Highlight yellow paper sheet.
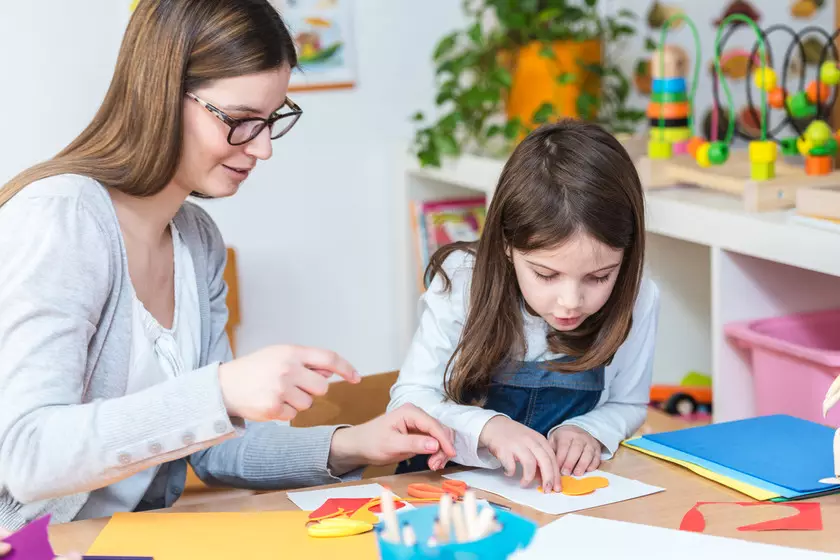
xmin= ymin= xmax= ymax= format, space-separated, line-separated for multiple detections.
xmin=86 ymin=511 xmax=378 ymax=560
xmin=620 ymin=440 xmax=779 ymax=501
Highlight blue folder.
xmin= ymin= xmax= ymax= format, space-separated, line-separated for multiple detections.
xmin=645 ymin=414 xmax=840 ymax=494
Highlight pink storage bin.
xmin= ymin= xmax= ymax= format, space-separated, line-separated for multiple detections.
xmin=725 ymin=308 xmax=840 ymax=428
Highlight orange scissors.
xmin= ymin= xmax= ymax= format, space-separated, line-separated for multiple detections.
xmin=406 ymin=479 xmax=468 ymax=500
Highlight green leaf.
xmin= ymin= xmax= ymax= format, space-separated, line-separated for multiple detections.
xmin=487 ymin=124 xmax=504 ymax=137
xmin=532 ymin=102 xmax=555 ymax=124
xmin=504 ymin=117 xmax=523 ymax=139
xmin=439 ymin=111 xmax=462 ymax=131
xmin=433 ymin=132 xmax=459 ymax=155
xmin=461 ymin=88 xmax=486 ymax=109
xmin=492 ymin=67 xmax=513 ymax=88
xmin=418 ymin=147 xmax=441 ymax=168
xmin=467 ymin=22 xmax=482 ymax=45
xmin=433 ymin=32 xmax=458 ymax=61
xmin=436 ymin=91 xmax=453 ymax=105
xmin=644 ymin=37 xmax=657 ymax=51
xmin=507 ymin=13 xmax=528 ymax=29
xmin=576 ymin=92 xmax=599 ymax=118
xmin=536 ymin=8 xmax=561 ymax=24
xmin=556 ymin=72 xmax=577 ymax=85
xmin=584 ymin=0 xmax=597 ymax=6
xmin=613 ymin=24 xmax=635 ymax=37
xmin=539 ymin=44 xmax=556 ymax=59
xmin=618 ymin=8 xmax=636 ymax=19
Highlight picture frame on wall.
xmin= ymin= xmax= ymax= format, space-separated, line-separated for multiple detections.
xmin=274 ymin=0 xmax=357 ymax=92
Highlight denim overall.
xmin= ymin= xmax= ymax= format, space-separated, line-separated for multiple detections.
xmin=396 ymin=357 xmax=605 ymax=474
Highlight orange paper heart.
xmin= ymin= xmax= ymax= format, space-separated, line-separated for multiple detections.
xmin=539 ymin=476 xmax=610 ymax=496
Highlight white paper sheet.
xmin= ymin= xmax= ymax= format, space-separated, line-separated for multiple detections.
xmin=509 ymin=514 xmax=838 ymax=559
xmin=442 ymin=469 xmax=663 ymax=515
xmin=286 ymin=483 xmax=416 ymax=512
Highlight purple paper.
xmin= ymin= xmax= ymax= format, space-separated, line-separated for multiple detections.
xmin=3 ymin=514 xmax=56 ymax=560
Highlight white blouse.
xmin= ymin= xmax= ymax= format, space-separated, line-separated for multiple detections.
xmin=76 ymin=222 xmax=201 ymax=519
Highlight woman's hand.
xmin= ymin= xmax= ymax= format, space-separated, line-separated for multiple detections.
xmin=218 ymin=345 xmax=360 ymax=422
xmin=549 ymin=425 xmax=603 ymax=476
xmin=327 ymin=404 xmax=457 ymax=475
xmin=478 ymin=416 xmax=562 ymax=492
xmin=0 ymin=527 xmax=81 ymax=560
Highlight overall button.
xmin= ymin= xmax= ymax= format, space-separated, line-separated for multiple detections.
xmin=182 ymin=432 xmax=196 ymax=445
xmin=117 ymin=452 xmax=131 ymax=465
xmin=172 ymin=486 xmax=183 ymax=496
xmin=214 ymin=420 xmax=228 ymax=434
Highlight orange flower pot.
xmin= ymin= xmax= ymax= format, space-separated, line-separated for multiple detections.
xmin=505 ymin=39 xmax=603 ymax=130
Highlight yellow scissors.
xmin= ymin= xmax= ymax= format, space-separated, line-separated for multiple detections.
xmin=307 ymin=517 xmax=374 ymax=538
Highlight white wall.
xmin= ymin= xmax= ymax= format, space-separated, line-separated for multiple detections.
xmin=0 ymin=1 xmax=466 ymax=376
xmin=0 ymin=1 xmax=127 ymax=180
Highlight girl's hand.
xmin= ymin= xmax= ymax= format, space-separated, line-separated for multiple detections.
xmin=479 ymin=416 xmax=562 ymax=492
xmin=0 ymin=527 xmax=81 ymax=560
xmin=218 ymin=345 xmax=360 ymax=422
xmin=549 ymin=425 xmax=603 ymax=476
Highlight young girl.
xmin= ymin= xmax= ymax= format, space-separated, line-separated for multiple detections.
xmin=389 ymin=119 xmax=659 ymax=492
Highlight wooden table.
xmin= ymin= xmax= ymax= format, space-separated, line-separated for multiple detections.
xmin=49 ymin=441 xmax=840 ymax=555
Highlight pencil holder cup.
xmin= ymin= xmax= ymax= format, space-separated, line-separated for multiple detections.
xmin=375 ymin=504 xmax=537 ymax=560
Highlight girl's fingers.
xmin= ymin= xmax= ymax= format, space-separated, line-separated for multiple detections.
xmin=561 ymin=439 xmax=584 ymax=476
xmin=574 ymin=444 xmax=596 ymax=477
xmin=515 ymin=448 xmax=538 ymax=488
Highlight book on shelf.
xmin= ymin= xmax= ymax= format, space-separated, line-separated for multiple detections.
xmin=410 ymin=196 xmax=486 ymax=291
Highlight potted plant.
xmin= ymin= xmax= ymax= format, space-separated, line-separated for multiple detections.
xmin=411 ymin=0 xmax=645 ymax=167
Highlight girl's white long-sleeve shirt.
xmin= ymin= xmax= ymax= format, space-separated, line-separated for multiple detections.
xmin=388 ymin=250 xmax=660 ymax=469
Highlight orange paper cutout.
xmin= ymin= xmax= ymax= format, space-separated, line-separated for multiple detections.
xmin=538 ymin=476 xmax=610 ymax=496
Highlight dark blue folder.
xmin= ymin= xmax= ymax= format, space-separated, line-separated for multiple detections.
xmin=644 ymin=414 xmax=840 ymax=494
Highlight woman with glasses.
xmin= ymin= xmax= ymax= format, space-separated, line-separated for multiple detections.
xmin=0 ymin=0 xmax=455 ymax=531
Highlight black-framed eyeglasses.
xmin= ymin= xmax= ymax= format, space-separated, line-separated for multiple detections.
xmin=186 ymin=92 xmax=303 ymax=146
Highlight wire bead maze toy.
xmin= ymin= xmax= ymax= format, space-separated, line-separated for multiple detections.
xmin=638 ymin=14 xmax=840 ymax=212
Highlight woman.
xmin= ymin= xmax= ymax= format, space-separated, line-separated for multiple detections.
xmin=0 ymin=0 xmax=454 ymax=531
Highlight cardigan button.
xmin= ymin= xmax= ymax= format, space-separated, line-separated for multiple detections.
xmin=214 ymin=420 xmax=228 ymax=434
xmin=118 ymin=452 xmax=131 ymax=465
xmin=182 ymin=432 xmax=196 ymax=445
xmin=149 ymin=442 xmax=162 ymax=454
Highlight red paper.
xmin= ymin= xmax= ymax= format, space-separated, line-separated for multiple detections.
xmin=679 ymin=502 xmax=822 ymax=532
xmin=308 ymin=497 xmax=406 ymax=519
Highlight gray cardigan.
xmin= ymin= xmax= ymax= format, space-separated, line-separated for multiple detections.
xmin=0 ymin=174 xmax=351 ymax=530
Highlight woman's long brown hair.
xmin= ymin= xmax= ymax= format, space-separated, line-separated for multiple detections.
xmin=428 ymin=119 xmax=646 ymax=405
xmin=0 ymin=0 xmax=297 ymax=206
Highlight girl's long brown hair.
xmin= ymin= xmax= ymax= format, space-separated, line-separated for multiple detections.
xmin=428 ymin=119 xmax=646 ymax=405
xmin=0 ymin=0 xmax=297 ymax=206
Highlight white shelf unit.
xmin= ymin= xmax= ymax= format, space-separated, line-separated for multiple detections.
xmin=395 ymin=152 xmax=840 ymax=423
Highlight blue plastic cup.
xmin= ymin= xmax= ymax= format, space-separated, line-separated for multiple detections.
xmin=375 ymin=504 xmax=537 ymax=560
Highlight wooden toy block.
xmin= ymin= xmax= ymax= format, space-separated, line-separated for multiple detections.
xmin=650 ymin=45 xmax=689 ymax=79
xmin=638 ymin=150 xmax=840 ymax=212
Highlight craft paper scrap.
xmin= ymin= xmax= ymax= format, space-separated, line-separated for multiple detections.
xmin=2 ymin=515 xmax=55 ymax=560
xmin=509 ymin=514 xmax=838 ymax=559
xmin=680 ymin=502 xmax=822 ymax=532
xmin=443 ymin=469 xmax=663 ymax=515
xmin=86 ymin=511 xmax=377 ymax=560
xmin=287 ymin=483 xmax=413 ymax=512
